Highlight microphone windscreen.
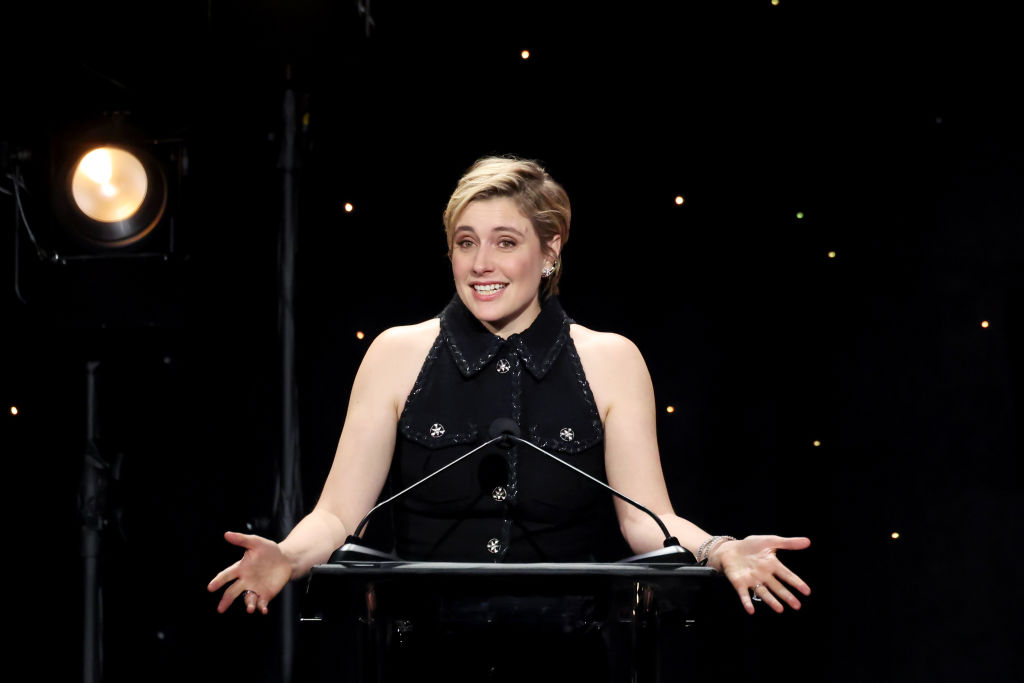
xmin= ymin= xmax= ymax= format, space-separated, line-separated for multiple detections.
xmin=488 ymin=417 xmax=521 ymax=440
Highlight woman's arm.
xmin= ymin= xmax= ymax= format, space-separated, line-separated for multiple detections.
xmin=573 ymin=326 xmax=810 ymax=614
xmin=207 ymin=320 xmax=438 ymax=614
xmin=573 ymin=328 xmax=702 ymax=552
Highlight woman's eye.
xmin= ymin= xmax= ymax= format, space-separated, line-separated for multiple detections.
xmin=456 ymin=239 xmax=475 ymax=248
xmin=498 ymin=239 xmax=516 ymax=248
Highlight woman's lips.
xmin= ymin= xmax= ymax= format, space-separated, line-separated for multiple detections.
xmin=471 ymin=283 xmax=507 ymax=300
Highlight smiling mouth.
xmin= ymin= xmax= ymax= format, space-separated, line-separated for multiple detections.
xmin=473 ymin=283 xmax=507 ymax=294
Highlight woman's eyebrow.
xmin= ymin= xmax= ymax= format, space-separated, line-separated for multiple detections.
xmin=454 ymin=226 xmax=525 ymax=236
xmin=492 ymin=226 xmax=525 ymax=236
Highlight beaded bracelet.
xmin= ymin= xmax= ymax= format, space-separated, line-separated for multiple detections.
xmin=696 ymin=535 xmax=737 ymax=565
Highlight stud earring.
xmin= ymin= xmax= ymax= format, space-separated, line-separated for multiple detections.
xmin=541 ymin=263 xmax=555 ymax=278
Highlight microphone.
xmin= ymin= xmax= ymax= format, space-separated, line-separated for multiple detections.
xmin=488 ymin=417 xmax=520 ymax=448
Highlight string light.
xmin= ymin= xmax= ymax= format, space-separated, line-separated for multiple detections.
xmin=771 ymin=0 xmax=780 ymax=5
xmin=521 ymin=50 xmax=530 ymax=60
xmin=891 ymin=532 xmax=900 ymax=540
xmin=812 ymin=440 xmax=821 ymax=447
xmin=9 ymin=406 xmax=17 ymax=416
xmin=796 ymin=211 xmax=805 ymax=220
xmin=665 ymin=406 xmax=676 ymax=413
xmin=980 ymin=320 xmax=990 ymax=329
xmin=674 ymin=195 xmax=684 ymax=205
xmin=355 ymin=331 xmax=365 ymax=340
xmin=828 ymin=251 xmax=837 ymax=259
xmin=344 ymin=203 xmax=354 ymax=213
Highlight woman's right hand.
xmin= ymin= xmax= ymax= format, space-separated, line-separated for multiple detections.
xmin=207 ymin=531 xmax=293 ymax=614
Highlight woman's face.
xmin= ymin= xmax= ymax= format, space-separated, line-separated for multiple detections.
xmin=450 ymin=197 xmax=559 ymax=337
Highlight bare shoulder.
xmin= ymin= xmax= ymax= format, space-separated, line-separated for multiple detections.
xmin=569 ymin=324 xmax=651 ymax=420
xmin=369 ymin=318 xmax=440 ymax=357
xmin=354 ymin=318 xmax=441 ymax=409
xmin=569 ymin=323 xmax=645 ymax=367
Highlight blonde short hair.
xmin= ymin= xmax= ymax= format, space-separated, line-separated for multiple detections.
xmin=443 ymin=156 xmax=571 ymax=298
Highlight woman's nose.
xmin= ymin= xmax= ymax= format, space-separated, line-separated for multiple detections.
xmin=472 ymin=248 xmax=493 ymax=274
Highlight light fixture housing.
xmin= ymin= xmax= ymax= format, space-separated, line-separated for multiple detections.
xmin=56 ymin=141 xmax=168 ymax=249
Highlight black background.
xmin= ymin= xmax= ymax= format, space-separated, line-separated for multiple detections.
xmin=2 ymin=1 xmax=1021 ymax=681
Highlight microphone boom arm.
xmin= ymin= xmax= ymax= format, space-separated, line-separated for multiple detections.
xmin=350 ymin=434 xmax=507 ymax=539
xmin=508 ymin=436 xmax=680 ymax=547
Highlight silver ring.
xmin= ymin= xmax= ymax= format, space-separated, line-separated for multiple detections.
xmin=751 ymin=584 xmax=763 ymax=602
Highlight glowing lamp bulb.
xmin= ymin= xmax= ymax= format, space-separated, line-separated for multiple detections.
xmin=9 ymin=406 xmax=17 ymax=416
xmin=980 ymin=321 xmax=990 ymax=328
xmin=355 ymin=331 xmax=365 ymax=340
xmin=891 ymin=532 xmax=900 ymax=539
xmin=80 ymin=148 xmax=113 ymax=184
xmin=828 ymin=251 xmax=837 ymax=259
xmin=674 ymin=196 xmax=684 ymax=205
xmin=344 ymin=203 xmax=354 ymax=213
xmin=812 ymin=440 xmax=821 ymax=447
xmin=665 ymin=405 xmax=676 ymax=413
xmin=796 ymin=211 xmax=805 ymax=220
xmin=71 ymin=147 xmax=148 ymax=222
xmin=521 ymin=50 xmax=530 ymax=59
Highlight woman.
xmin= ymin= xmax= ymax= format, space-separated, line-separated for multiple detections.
xmin=208 ymin=156 xmax=811 ymax=617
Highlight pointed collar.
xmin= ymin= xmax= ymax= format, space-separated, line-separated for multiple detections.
xmin=439 ymin=294 xmax=573 ymax=380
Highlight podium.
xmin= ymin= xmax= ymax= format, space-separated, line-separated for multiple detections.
xmin=301 ymin=554 xmax=717 ymax=683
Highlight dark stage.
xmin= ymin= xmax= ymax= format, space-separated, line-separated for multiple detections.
xmin=2 ymin=2 xmax=1021 ymax=681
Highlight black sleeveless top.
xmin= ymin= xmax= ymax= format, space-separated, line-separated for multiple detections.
xmin=388 ymin=295 xmax=628 ymax=562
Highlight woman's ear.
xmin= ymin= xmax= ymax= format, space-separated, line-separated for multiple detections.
xmin=545 ymin=234 xmax=562 ymax=262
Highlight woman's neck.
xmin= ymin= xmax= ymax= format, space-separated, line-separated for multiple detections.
xmin=478 ymin=298 xmax=543 ymax=339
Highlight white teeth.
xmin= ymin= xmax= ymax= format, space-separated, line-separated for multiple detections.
xmin=473 ymin=284 xmax=506 ymax=293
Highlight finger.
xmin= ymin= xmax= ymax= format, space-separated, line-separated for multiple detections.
xmin=774 ymin=562 xmax=812 ymax=596
xmin=766 ymin=576 xmax=802 ymax=611
xmin=223 ymin=530 xmax=260 ymax=550
xmin=243 ymin=590 xmax=258 ymax=614
xmin=242 ymin=590 xmax=269 ymax=615
xmin=217 ymin=580 xmax=247 ymax=614
xmin=728 ymin=576 xmax=757 ymax=615
xmin=771 ymin=536 xmax=811 ymax=551
xmin=754 ymin=584 xmax=786 ymax=614
xmin=207 ymin=560 xmax=241 ymax=592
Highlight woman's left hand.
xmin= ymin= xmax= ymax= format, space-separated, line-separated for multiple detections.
xmin=711 ymin=535 xmax=812 ymax=615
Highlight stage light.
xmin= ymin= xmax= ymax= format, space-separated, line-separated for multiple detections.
xmin=981 ymin=320 xmax=990 ymax=328
xmin=665 ymin=405 xmax=675 ymax=413
xmin=356 ymin=331 xmax=365 ymax=340
xmin=521 ymin=50 xmax=530 ymax=60
xmin=344 ymin=202 xmax=354 ymax=212
xmin=828 ymin=251 xmax=836 ymax=259
xmin=813 ymin=440 xmax=821 ymax=447
xmin=674 ymin=196 xmax=684 ymax=205
xmin=10 ymin=114 xmax=185 ymax=327
xmin=891 ymin=532 xmax=900 ymax=539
